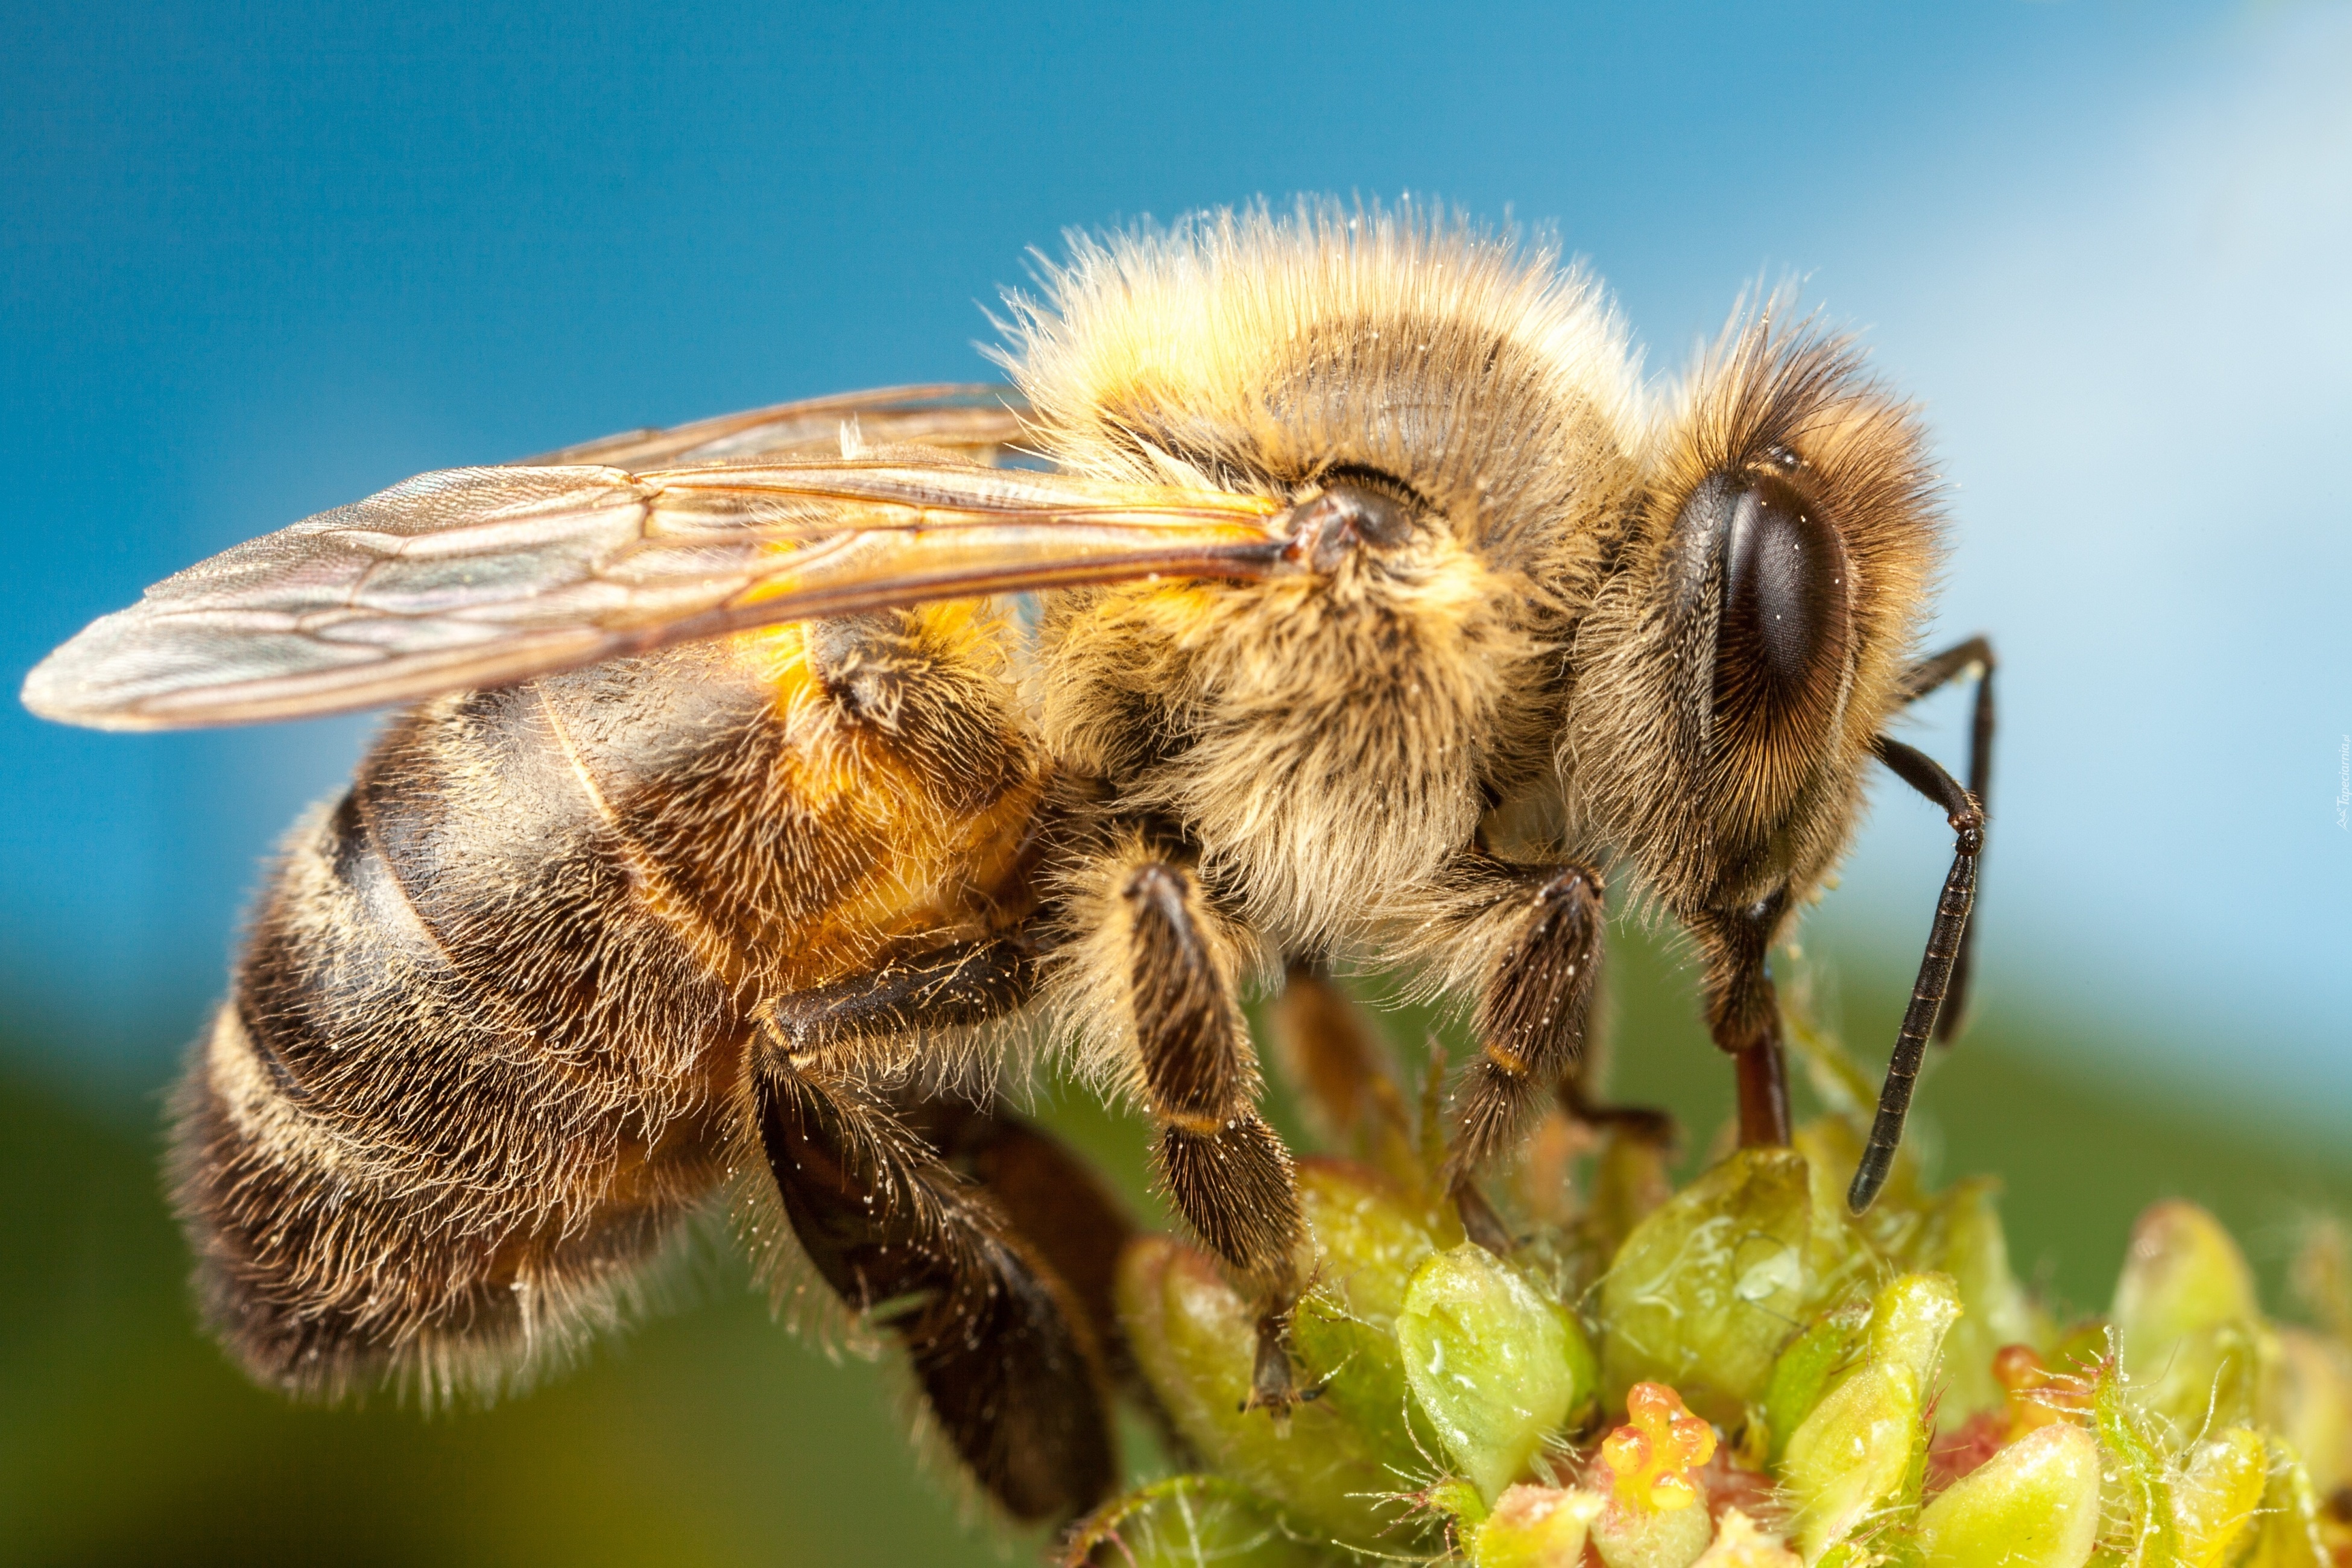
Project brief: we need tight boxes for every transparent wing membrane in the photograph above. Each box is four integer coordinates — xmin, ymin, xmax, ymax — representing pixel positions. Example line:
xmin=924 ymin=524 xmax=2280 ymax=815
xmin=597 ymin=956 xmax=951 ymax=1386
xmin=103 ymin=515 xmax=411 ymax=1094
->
xmin=25 ymin=446 xmax=1294 ymax=730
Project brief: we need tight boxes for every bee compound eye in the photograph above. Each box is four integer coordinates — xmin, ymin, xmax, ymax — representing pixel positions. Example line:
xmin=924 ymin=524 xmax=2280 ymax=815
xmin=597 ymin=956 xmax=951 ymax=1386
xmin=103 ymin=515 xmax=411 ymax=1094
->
xmin=1715 ymin=473 xmax=1853 ymax=721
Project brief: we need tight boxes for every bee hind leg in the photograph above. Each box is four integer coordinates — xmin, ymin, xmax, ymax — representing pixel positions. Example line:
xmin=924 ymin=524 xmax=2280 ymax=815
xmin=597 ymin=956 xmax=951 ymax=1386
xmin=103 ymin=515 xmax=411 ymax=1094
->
xmin=758 ymin=935 xmax=1037 ymax=1057
xmin=751 ymin=1037 xmax=1119 ymax=1525
xmin=753 ymin=949 xmax=1119 ymax=1523
xmin=899 ymin=1092 xmax=1143 ymax=1403
xmin=1119 ymin=858 xmax=1307 ymax=1416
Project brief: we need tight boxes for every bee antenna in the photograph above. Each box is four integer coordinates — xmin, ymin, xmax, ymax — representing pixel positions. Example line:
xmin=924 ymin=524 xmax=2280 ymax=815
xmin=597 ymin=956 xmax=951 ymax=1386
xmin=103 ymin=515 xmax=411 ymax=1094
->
xmin=1848 ymin=736 xmax=1985 ymax=1213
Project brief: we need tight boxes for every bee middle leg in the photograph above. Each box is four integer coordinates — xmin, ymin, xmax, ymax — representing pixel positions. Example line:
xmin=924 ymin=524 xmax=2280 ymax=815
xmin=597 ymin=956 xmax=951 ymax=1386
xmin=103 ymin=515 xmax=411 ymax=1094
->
xmin=1432 ymin=854 xmax=1607 ymax=1253
xmin=1116 ymin=856 xmax=1307 ymax=1413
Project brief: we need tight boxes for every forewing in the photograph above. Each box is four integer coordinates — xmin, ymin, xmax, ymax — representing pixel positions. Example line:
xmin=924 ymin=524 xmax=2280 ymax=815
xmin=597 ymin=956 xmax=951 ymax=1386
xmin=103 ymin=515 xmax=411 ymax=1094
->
xmin=520 ymin=384 xmax=1031 ymax=469
xmin=24 ymin=460 xmax=1292 ymax=730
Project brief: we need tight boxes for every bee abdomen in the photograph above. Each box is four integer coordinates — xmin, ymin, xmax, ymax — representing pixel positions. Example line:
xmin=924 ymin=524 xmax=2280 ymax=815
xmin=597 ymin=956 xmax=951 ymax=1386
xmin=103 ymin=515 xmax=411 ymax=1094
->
xmin=171 ymin=618 xmax=1048 ymax=1405
xmin=172 ymin=680 xmax=742 ymax=1401
xmin=171 ymin=1005 xmax=694 ymax=1402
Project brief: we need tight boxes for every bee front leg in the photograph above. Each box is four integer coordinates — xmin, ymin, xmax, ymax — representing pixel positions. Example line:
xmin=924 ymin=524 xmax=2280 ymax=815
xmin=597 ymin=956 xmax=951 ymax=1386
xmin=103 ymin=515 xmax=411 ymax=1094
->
xmin=1697 ymin=894 xmax=1794 ymax=1148
xmin=1117 ymin=858 xmax=1307 ymax=1415
xmin=1435 ymin=855 xmax=1607 ymax=1253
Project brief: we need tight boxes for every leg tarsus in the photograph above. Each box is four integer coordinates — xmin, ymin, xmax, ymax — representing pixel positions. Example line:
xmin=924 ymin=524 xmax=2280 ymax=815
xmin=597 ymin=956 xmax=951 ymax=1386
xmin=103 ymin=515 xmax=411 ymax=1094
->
xmin=1243 ymin=1303 xmax=1299 ymax=1424
xmin=1419 ymin=856 xmax=1605 ymax=1259
xmin=1155 ymin=1118 xmax=1301 ymax=1294
xmin=1559 ymin=1074 xmax=1679 ymax=1150
xmin=1452 ymin=1176 xmax=1516 ymax=1256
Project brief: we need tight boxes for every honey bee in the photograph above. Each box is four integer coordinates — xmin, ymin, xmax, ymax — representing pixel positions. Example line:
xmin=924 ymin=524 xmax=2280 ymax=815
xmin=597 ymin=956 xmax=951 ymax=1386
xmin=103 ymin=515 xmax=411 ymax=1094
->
xmin=22 ymin=201 xmax=1991 ymax=1526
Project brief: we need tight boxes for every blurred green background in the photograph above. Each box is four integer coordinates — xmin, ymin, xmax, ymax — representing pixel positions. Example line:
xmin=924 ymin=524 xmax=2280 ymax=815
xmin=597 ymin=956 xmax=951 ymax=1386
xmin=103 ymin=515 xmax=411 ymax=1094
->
xmin=9 ymin=923 xmax=2348 ymax=1566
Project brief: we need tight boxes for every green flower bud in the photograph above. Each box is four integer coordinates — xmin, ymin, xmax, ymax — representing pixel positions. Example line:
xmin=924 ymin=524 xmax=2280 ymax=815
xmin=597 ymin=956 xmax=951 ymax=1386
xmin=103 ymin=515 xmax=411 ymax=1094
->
xmin=1788 ymin=1119 xmax=2043 ymax=1425
xmin=1916 ymin=1178 xmax=2049 ymax=1421
xmin=2111 ymin=1201 xmax=2279 ymax=1439
xmin=1600 ymin=1149 xmax=1815 ymax=1424
xmin=2172 ymin=1426 xmax=2266 ymax=1568
xmin=1913 ymin=1422 xmax=2101 ymax=1568
xmin=2091 ymin=1351 xmax=2186 ymax=1567
xmin=1592 ymin=1493 xmax=1712 ymax=1568
xmin=1065 ymin=1476 xmax=1340 ymax=1568
xmin=1761 ymin=1301 xmax=1870 ymax=1467
xmin=1117 ymin=1234 xmax=1427 ymax=1549
xmin=1795 ymin=1115 xmax=1922 ymax=1243
xmin=1788 ymin=1121 xmax=1886 ymax=1315
xmin=1289 ymin=1160 xmax=1449 ymax=1480
xmin=2275 ymin=1327 xmax=2352 ymax=1497
xmin=1396 ymin=1244 xmax=1593 ymax=1502
xmin=1468 ymin=1485 xmax=1603 ymax=1568
xmin=2233 ymin=1439 xmax=2331 ymax=1568
xmin=1688 ymin=1510 xmax=1801 ymax=1567
xmin=1296 ymin=1157 xmax=1445 ymax=1329
xmin=1779 ymin=1273 xmax=1960 ymax=1560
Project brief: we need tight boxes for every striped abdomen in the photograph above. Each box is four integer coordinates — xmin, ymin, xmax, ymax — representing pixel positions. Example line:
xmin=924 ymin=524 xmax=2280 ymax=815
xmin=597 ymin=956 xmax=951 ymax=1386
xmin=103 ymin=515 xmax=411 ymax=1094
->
xmin=171 ymin=605 xmax=1046 ymax=1400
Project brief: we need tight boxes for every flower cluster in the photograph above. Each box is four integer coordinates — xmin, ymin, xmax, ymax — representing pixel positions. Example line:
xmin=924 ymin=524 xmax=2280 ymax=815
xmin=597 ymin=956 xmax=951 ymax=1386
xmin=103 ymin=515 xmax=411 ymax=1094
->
xmin=1060 ymin=1028 xmax=2352 ymax=1567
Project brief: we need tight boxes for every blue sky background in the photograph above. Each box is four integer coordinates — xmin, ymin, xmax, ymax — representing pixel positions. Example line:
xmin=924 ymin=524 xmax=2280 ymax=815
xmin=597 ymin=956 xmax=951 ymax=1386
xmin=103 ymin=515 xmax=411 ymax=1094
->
xmin=4 ymin=1 xmax=2346 ymax=1124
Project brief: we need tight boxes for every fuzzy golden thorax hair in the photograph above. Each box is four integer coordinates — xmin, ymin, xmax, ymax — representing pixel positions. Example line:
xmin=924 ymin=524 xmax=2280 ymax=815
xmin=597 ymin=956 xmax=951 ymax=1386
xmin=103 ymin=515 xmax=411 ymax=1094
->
xmin=1000 ymin=202 xmax=1649 ymax=949
xmin=1561 ymin=309 xmax=1944 ymax=934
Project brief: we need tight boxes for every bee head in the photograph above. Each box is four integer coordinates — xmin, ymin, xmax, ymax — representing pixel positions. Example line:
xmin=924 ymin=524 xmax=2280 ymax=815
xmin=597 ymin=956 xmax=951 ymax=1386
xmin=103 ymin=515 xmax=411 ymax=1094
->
xmin=1563 ymin=310 xmax=1943 ymax=935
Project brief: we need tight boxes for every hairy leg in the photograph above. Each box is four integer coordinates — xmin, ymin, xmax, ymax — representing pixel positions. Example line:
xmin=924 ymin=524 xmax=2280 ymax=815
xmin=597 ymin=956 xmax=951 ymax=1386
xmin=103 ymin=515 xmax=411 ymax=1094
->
xmin=903 ymin=1092 xmax=1137 ymax=1391
xmin=748 ymin=930 xmax=1119 ymax=1525
xmin=1405 ymin=852 xmax=1608 ymax=1252
xmin=1118 ymin=856 xmax=1306 ymax=1411
xmin=759 ymin=935 xmax=1035 ymax=1055
xmin=752 ymin=1052 xmax=1118 ymax=1525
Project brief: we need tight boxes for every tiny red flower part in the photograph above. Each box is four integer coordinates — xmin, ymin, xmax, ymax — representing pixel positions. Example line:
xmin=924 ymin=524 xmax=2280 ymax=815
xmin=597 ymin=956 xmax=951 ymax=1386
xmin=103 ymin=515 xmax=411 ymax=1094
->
xmin=1600 ymin=1382 xmax=1718 ymax=1513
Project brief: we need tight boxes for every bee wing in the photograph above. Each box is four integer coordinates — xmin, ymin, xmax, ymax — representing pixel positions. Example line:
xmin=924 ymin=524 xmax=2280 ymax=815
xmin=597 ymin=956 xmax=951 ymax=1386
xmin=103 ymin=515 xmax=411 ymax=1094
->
xmin=24 ymin=459 xmax=1293 ymax=731
xmin=517 ymin=384 xmax=1031 ymax=469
